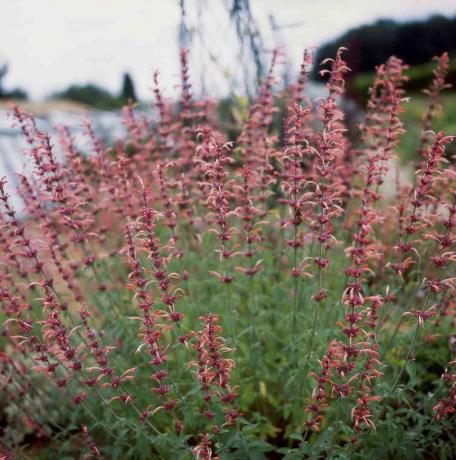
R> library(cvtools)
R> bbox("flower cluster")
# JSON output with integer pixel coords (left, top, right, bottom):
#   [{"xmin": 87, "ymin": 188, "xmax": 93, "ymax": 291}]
[{"xmin": 190, "ymin": 313, "xmax": 239, "ymax": 456}]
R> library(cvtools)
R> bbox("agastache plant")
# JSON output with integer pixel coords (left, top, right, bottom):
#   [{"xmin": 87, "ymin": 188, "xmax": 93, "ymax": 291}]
[{"xmin": 1, "ymin": 47, "xmax": 456, "ymax": 459}]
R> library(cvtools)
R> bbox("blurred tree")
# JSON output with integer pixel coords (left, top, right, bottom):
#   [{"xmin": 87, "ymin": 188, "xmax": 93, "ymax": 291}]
[
  {"xmin": 313, "ymin": 15, "xmax": 456, "ymax": 80},
  {"xmin": 52, "ymin": 83, "xmax": 122, "ymax": 110},
  {"xmin": 0, "ymin": 64, "xmax": 7, "ymax": 97},
  {"xmin": 52, "ymin": 73, "xmax": 139, "ymax": 111},
  {"xmin": 120, "ymin": 72, "xmax": 137, "ymax": 102},
  {"xmin": 0, "ymin": 63, "xmax": 28, "ymax": 100}
]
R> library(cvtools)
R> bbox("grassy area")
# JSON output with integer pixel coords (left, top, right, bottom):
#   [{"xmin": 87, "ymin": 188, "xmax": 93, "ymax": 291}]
[
  {"xmin": 350, "ymin": 59, "xmax": 456, "ymax": 102},
  {"xmin": 397, "ymin": 93, "xmax": 456, "ymax": 164}
]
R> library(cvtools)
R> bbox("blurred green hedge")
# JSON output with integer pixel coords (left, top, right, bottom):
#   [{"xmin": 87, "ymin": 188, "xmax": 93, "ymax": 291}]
[{"xmin": 348, "ymin": 59, "xmax": 456, "ymax": 103}]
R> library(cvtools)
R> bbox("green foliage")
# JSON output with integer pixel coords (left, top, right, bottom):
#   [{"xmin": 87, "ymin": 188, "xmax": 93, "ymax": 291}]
[
  {"xmin": 398, "ymin": 94, "xmax": 456, "ymax": 163},
  {"xmin": 349, "ymin": 61, "xmax": 456, "ymax": 103},
  {"xmin": 2, "ymin": 223, "xmax": 454, "ymax": 458},
  {"xmin": 51, "ymin": 72, "xmax": 138, "ymax": 110},
  {"xmin": 51, "ymin": 83, "xmax": 124, "ymax": 110}
]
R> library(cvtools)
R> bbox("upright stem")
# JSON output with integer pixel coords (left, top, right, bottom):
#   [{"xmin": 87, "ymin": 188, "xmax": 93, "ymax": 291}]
[
  {"xmin": 0, "ymin": 438, "xmax": 33, "ymax": 460},
  {"xmin": 223, "ymin": 255, "xmax": 235, "ymax": 343},
  {"xmin": 303, "ymin": 237, "xmax": 323, "ymax": 371},
  {"xmin": 379, "ymin": 273, "xmax": 435, "ymax": 418},
  {"xmin": 292, "ymin": 243, "xmax": 299, "ymax": 342},
  {"xmin": 328, "ymin": 398, "xmax": 342, "ymax": 458}
]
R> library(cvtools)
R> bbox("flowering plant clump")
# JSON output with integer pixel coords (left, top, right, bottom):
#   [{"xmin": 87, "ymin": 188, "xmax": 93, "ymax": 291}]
[{"xmin": 0, "ymin": 47, "xmax": 455, "ymax": 459}]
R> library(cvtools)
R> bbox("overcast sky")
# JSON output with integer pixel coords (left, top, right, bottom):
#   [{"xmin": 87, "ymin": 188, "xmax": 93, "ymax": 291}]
[{"xmin": 1, "ymin": 0, "xmax": 455, "ymax": 101}]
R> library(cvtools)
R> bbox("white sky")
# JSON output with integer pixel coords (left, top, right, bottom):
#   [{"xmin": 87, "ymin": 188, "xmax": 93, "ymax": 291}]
[{"xmin": 1, "ymin": 0, "xmax": 455, "ymax": 101}]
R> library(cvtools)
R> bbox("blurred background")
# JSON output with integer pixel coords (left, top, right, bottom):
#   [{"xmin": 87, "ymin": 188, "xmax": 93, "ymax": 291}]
[{"xmin": 1, "ymin": 0, "xmax": 456, "ymax": 191}]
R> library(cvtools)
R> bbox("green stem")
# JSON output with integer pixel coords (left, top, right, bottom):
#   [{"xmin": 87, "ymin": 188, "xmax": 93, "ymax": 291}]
[
  {"xmin": 328, "ymin": 398, "xmax": 342, "ymax": 458},
  {"xmin": 380, "ymin": 317, "xmax": 404, "ymax": 361},
  {"xmin": 379, "ymin": 322, "xmax": 420, "ymax": 419}
]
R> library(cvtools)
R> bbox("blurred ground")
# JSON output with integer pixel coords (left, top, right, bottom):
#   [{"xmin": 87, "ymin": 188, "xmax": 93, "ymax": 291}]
[{"xmin": 0, "ymin": 99, "xmax": 90, "ymax": 114}]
